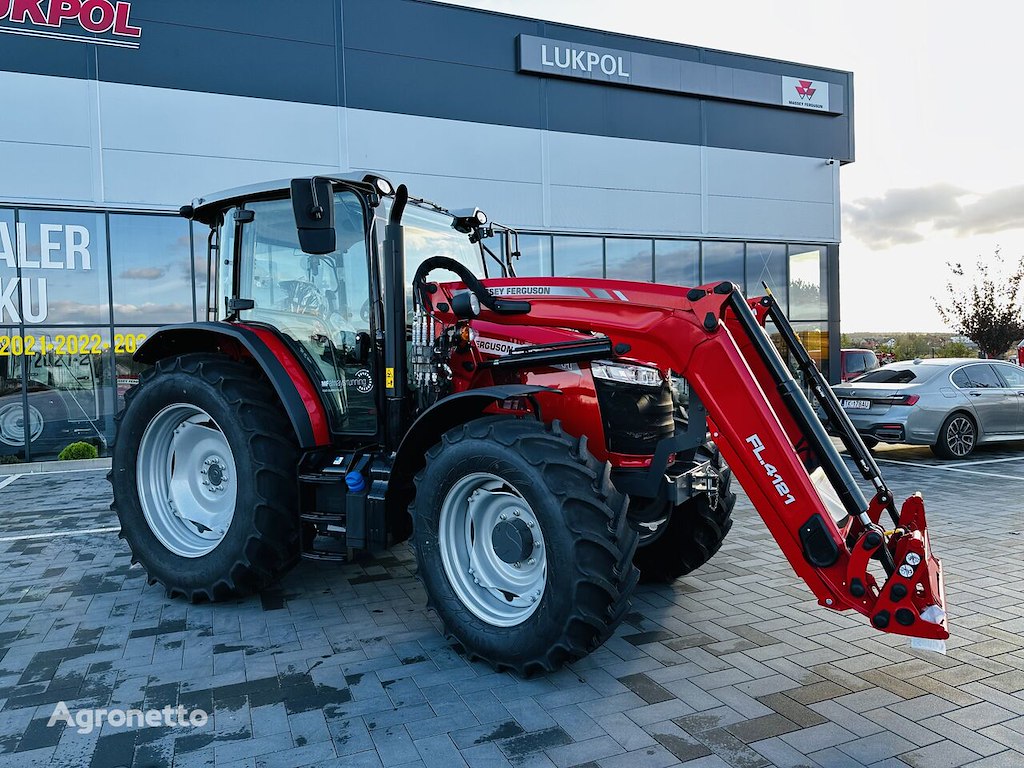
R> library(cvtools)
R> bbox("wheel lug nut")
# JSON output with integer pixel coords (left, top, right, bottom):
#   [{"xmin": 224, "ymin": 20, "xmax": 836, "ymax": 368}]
[
  {"xmin": 528, "ymin": 558, "xmax": 535, "ymax": 565},
  {"xmin": 499, "ymin": 513, "xmax": 506, "ymax": 520},
  {"xmin": 527, "ymin": 521, "xmax": 533, "ymax": 528},
  {"xmin": 513, "ymin": 510, "xmax": 520, "ymax": 517}
]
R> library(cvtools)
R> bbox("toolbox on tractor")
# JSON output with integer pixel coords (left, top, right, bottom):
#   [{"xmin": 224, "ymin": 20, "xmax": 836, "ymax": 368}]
[{"xmin": 108, "ymin": 174, "xmax": 947, "ymax": 674}]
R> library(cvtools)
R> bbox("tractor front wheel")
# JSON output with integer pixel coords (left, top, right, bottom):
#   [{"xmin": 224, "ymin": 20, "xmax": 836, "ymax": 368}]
[
  {"xmin": 110, "ymin": 354, "xmax": 300, "ymax": 602},
  {"xmin": 411, "ymin": 417, "xmax": 639, "ymax": 675}
]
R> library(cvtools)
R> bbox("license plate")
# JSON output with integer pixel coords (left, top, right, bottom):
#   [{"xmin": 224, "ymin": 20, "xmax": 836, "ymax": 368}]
[{"xmin": 841, "ymin": 399, "xmax": 870, "ymax": 410}]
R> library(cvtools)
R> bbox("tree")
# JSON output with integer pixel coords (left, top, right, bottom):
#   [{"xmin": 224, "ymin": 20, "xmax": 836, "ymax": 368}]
[
  {"xmin": 935, "ymin": 249, "xmax": 1024, "ymax": 359},
  {"xmin": 935, "ymin": 340, "xmax": 974, "ymax": 358}
]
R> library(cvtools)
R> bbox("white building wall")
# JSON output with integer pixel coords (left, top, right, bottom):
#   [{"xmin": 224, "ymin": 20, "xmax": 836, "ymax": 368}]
[{"xmin": 0, "ymin": 72, "xmax": 840, "ymax": 243}]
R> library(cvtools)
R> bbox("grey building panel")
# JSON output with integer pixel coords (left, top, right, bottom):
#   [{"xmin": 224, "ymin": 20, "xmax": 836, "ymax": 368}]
[
  {"xmin": 93, "ymin": 20, "xmax": 338, "ymax": 106},
  {"xmin": 0, "ymin": 71, "xmax": 92, "ymax": 147},
  {"xmin": 98, "ymin": 83, "xmax": 341, "ymax": 166},
  {"xmin": 0, "ymin": 142, "xmax": 95, "ymax": 203},
  {"xmin": 346, "ymin": 110, "xmax": 542, "ymax": 184},
  {"xmin": 344, "ymin": 0, "xmax": 534, "ymax": 70},
  {"xmin": 705, "ymin": 149, "xmax": 834, "ymax": 203},
  {"xmin": 349, "ymin": 168, "xmax": 546, "ymax": 227},
  {"xmin": 706, "ymin": 100, "xmax": 852, "ymax": 159},
  {"xmin": 0, "ymin": 0, "xmax": 853, "ymax": 161},
  {"xmin": 132, "ymin": 0, "xmax": 338, "ymax": 45},
  {"xmin": 546, "ymin": 133, "xmax": 701, "ymax": 195},
  {"xmin": 706, "ymin": 196, "xmax": 836, "ymax": 241},
  {"xmin": 549, "ymin": 185, "xmax": 702, "ymax": 235},
  {"xmin": 343, "ymin": 48, "xmax": 543, "ymax": 129},
  {"xmin": 100, "ymin": 150, "xmax": 339, "ymax": 208}
]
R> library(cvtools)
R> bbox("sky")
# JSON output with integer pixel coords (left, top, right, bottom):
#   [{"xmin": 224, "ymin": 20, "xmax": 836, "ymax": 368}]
[{"xmin": 446, "ymin": 0, "xmax": 1024, "ymax": 332}]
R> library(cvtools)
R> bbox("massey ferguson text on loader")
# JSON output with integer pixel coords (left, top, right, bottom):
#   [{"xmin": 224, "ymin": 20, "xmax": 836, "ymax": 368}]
[{"xmin": 109, "ymin": 174, "xmax": 948, "ymax": 675}]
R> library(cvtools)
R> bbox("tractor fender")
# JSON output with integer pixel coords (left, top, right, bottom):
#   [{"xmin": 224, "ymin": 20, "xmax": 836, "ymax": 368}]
[
  {"xmin": 385, "ymin": 385, "xmax": 558, "ymax": 541},
  {"xmin": 134, "ymin": 322, "xmax": 330, "ymax": 448}
]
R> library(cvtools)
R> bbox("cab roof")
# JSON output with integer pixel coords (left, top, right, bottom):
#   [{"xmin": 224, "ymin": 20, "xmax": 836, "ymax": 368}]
[{"xmin": 184, "ymin": 173, "xmax": 380, "ymax": 225}]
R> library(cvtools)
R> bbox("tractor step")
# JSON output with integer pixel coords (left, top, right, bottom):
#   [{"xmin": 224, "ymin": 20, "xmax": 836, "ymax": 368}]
[{"xmin": 299, "ymin": 468, "xmax": 350, "ymax": 562}]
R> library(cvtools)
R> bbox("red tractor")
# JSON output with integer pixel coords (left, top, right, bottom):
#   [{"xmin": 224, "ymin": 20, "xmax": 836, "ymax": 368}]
[{"xmin": 110, "ymin": 175, "xmax": 948, "ymax": 674}]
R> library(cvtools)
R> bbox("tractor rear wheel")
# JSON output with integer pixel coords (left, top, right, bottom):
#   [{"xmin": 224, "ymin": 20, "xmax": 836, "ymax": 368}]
[
  {"xmin": 632, "ymin": 447, "xmax": 736, "ymax": 582},
  {"xmin": 411, "ymin": 417, "xmax": 639, "ymax": 675},
  {"xmin": 110, "ymin": 354, "xmax": 300, "ymax": 602}
]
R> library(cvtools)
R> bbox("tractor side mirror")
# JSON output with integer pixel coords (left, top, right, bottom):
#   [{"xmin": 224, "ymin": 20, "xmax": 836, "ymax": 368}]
[{"xmin": 290, "ymin": 177, "xmax": 336, "ymax": 255}]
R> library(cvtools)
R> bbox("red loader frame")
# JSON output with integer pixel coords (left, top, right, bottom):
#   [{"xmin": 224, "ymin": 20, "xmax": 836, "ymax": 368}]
[{"xmin": 429, "ymin": 275, "xmax": 949, "ymax": 644}]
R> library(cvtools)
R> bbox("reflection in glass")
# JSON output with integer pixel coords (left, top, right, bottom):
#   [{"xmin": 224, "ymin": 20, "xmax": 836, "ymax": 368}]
[
  {"xmin": 110, "ymin": 214, "xmax": 193, "ymax": 324},
  {"xmin": 0, "ymin": 209, "xmax": 19, "ymax": 325},
  {"xmin": 655, "ymin": 240, "xmax": 699, "ymax": 287},
  {"xmin": 746, "ymin": 242, "xmax": 788, "ymax": 309},
  {"xmin": 16, "ymin": 210, "xmax": 108, "ymax": 325},
  {"xmin": 701, "ymin": 242, "xmax": 744, "ymax": 291},
  {"xmin": 514, "ymin": 234, "xmax": 552, "ymax": 277},
  {"xmin": 11, "ymin": 327, "xmax": 114, "ymax": 460},
  {"xmin": 0, "ymin": 321, "xmax": 27, "ymax": 459},
  {"xmin": 553, "ymin": 236, "xmax": 603, "ymax": 278},
  {"xmin": 789, "ymin": 247, "xmax": 827, "ymax": 320},
  {"xmin": 791, "ymin": 321, "xmax": 830, "ymax": 381},
  {"xmin": 605, "ymin": 239, "xmax": 652, "ymax": 282},
  {"xmin": 114, "ymin": 326, "xmax": 158, "ymax": 411}
]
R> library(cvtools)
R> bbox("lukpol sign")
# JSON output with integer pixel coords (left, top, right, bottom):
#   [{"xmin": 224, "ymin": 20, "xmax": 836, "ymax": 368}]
[
  {"xmin": 517, "ymin": 34, "xmax": 840, "ymax": 115},
  {"xmin": 0, "ymin": 0, "xmax": 141, "ymax": 48}
]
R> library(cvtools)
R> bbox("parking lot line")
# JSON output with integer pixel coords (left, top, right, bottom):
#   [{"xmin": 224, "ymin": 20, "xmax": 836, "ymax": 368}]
[
  {"xmin": 875, "ymin": 456, "xmax": 1024, "ymax": 480},
  {"xmin": 955, "ymin": 455, "xmax": 1024, "ymax": 466},
  {"xmin": 0, "ymin": 526, "xmax": 120, "ymax": 543},
  {"xmin": 0, "ymin": 475, "xmax": 21, "ymax": 491}
]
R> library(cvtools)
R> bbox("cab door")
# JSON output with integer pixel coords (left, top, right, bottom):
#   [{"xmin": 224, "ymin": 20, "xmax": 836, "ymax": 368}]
[{"xmin": 222, "ymin": 190, "xmax": 379, "ymax": 437}]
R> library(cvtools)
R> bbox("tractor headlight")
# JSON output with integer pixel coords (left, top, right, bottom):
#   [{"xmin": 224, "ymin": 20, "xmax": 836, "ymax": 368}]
[{"xmin": 590, "ymin": 361, "xmax": 663, "ymax": 388}]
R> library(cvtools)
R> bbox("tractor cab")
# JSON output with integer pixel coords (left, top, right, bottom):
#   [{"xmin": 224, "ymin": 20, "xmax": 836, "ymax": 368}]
[{"xmin": 185, "ymin": 174, "xmax": 506, "ymax": 442}]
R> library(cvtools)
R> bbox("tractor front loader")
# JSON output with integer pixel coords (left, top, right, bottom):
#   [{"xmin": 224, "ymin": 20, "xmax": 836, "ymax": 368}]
[{"xmin": 110, "ymin": 175, "xmax": 948, "ymax": 675}]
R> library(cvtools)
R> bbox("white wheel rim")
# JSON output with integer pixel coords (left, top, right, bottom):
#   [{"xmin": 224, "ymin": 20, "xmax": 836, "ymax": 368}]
[
  {"xmin": 137, "ymin": 404, "xmax": 237, "ymax": 558},
  {"xmin": 0, "ymin": 403, "xmax": 43, "ymax": 446},
  {"xmin": 438, "ymin": 472, "xmax": 547, "ymax": 627}
]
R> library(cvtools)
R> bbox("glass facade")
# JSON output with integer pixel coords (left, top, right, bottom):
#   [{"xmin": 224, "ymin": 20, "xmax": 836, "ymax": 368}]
[
  {"xmin": 0, "ymin": 204, "xmax": 836, "ymax": 463},
  {"xmin": 0, "ymin": 207, "xmax": 192, "ymax": 463},
  {"xmin": 520, "ymin": 233, "xmax": 834, "ymax": 379}
]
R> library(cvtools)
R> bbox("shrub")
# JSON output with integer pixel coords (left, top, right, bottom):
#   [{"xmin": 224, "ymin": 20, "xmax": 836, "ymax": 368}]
[
  {"xmin": 58, "ymin": 442, "xmax": 99, "ymax": 461},
  {"xmin": 0, "ymin": 454, "xmax": 23, "ymax": 465}
]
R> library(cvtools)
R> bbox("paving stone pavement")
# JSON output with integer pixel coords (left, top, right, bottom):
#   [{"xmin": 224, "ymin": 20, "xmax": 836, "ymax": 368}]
[{"xmin": 0, "ymin": 444, "xmax": 1021, "ymax": 768}]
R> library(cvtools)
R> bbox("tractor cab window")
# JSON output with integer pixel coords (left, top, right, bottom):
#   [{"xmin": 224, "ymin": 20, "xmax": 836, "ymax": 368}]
[
  {"xmin": 375, "ymin": 200, "xmax": 486, "ymax": 316},
  {"xmin": 223, "ymin": 191, "xmax": 377, "ymax": 434}
]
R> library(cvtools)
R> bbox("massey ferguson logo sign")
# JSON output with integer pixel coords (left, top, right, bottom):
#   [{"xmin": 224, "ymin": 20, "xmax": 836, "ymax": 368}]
[
  {"xmin": 782, "ymin": 75, "xmax": 829, "ymax": 111},
  {"xmin": 0, "ymin": 0, "xmax": 142, "ymax": 48}
]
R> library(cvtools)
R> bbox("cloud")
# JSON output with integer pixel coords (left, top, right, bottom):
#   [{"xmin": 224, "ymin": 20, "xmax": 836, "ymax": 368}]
[
  {"xmin": 845, "ymin": 183, "xmax": 1024, "ymax": 248},
  {"xmin": 934, "ymin": 185, "xmax": 1024, "ymax": 236},
  {"xmin": 844, "ymin": 184, "xmax": 964, "ymax": 248},
  {"xmin": 119, "ymin": 267, "xmax": 166, "ymax": 280}
]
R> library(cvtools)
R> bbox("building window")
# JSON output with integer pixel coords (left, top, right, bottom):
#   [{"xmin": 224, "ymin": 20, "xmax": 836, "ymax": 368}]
[
  {"xmin": 701, "ymin": 241, "xmax": 744, "ymax": 289},
  {"xmin": 746, "ymin": 242, "xmax": 788, "ymax": 310},
  {"xmin": 110, "ymin": 214, "xmax": 194, "ymax": 324},
  {"xmin": 514, "ymin": 234, "xmax": 552, "ymax": 277},
  {"xmin": 15, "ymin": 210, "xmax": 109, "ymax": 325},
  {"xmin": 789, "ymin": 246, "xmax": 827, "ymax": 320},
  {"xmin": 553, "ymin": 236, "xmax": 603, "ymax": 278},
  {"xmin": 654, "ymin": 240, "xmax": 699, "ymax": 287},
  {"xmin": 605, "ymin": 238, "xmax": 653, "ymax": 281}
]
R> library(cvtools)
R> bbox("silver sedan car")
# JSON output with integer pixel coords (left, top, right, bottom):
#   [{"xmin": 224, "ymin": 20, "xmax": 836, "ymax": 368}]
[{"xmin": 827, "ymin": 358, "xmax": 1024, "ymax": 458}]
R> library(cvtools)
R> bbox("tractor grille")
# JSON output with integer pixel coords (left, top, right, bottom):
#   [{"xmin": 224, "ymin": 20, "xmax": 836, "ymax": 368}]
[{"xmin": 594, "ymin": 379, "xmax": 675, "ymax": 455}]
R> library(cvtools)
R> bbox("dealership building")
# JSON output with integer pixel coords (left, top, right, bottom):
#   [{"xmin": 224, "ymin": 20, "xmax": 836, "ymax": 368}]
[{"xmin": 0, "ymin": 0, "xmax": 854, "ymax": 461}]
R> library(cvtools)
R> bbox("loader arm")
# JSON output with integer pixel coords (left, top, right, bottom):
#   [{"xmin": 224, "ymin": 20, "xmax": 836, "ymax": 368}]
[{"xmin": 428, "ymin": 274, "xmax": 949, "ymax": 643}]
